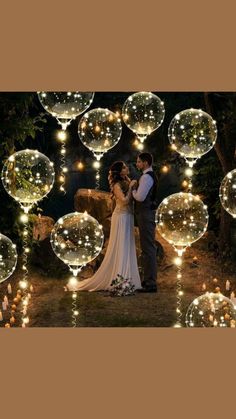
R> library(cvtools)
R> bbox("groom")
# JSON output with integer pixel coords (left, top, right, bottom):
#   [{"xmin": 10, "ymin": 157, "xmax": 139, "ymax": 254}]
[{"xmin": 132, "ymin": 152, "xmax": 158, "ymax": 293}]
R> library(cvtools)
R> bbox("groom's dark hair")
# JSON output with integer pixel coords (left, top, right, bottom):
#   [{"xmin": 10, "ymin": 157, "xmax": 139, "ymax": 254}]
[{"xmin": 138, "ymin": 152, "xmax": 153, "ymax": 166}]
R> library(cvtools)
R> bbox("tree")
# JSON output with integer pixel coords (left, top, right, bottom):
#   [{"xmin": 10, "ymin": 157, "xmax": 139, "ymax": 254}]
[
  {"xmin": 0, "ymin": 93, "xmax": 46, "ymax": 244},
  {"xmin": 204, "ymin": 92, "xmax": 236, "ymax": 254}
]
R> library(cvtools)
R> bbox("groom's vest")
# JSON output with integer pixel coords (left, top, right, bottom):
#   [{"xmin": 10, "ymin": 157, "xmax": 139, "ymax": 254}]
[{"xmin": 135, "ymin": 170, "xmax": 158, "ymax": 213}]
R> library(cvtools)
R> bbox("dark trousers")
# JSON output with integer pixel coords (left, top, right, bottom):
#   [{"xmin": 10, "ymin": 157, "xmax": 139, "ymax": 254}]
[{"xmin": 136, "ymin": 209, "xmax": 157, "ymax": 288}]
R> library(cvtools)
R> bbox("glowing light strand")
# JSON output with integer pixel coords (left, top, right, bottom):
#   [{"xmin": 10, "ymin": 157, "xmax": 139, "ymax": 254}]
[{"xmin": 19, "ymin": 214, "xmax": 31, "ymax": 327}]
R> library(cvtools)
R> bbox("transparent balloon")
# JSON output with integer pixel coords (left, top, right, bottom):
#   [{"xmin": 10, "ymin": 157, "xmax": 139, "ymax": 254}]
[
  {"xmin": 156, "ymin": 192, "xmax": 209, "ymax": 254},
  {"xmin": 50, "ymin": 212, "xmax": 104, "ymax": 276},
  {"xmin": 38, "ymin": 92, "xmax": 94, "ymax": 129},
  {"xmin": 168, "ymin": 109, "xmax": 217, "ymax": 166},
  {"xmin": 1, "ymin": 149, "xmax": 55, "ymax": 213},
  {"xmin": 186, "ymin": 292, "xmax": 236, "ymax": 327},
  {"xmin": 78, "ymin": 108, "xmax": 122, "ymax": 160},
  {"xmin": 122, "ymin": 91, "xmax": 165, "ymax": 143},
  {"xmin": 219, "ymin": 169, "xmax": 236, "ymax": 218},
  {"xmin": 0, "ymin": 233, "xmax": 18, "ymax": 284}
]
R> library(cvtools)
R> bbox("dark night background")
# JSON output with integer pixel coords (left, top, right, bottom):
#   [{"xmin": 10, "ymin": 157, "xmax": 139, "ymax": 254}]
[{"xmin": 0, "ymin": 92, "xmax": 235, "ymax": 256}]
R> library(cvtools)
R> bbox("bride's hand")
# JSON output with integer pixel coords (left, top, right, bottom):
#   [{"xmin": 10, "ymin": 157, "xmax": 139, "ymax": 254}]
[{"xmin": 130, "ymin": 179, "xmax": 137, "ymax": 189}]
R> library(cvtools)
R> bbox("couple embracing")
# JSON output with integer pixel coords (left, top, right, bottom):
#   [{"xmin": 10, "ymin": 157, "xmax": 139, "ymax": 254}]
[{"xmin": 77, "ymin": 152, "xmax": 158, "ymax": 294}]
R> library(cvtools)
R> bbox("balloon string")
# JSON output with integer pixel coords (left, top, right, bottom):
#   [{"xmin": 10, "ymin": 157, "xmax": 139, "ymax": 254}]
[
  {"xmin": 95, "ymin": 166, "xmax": 100, "ymax": 190},
  {"xmin": 20, "ymin": 220, "xmax": 30, "ymax": 327},
  {"xmin": 59, "ymin": 139, "xmax": 67, "ymax": 195},
  {"xmin": 174, "ymin": 258, "xmax": 183, "ymax": 327},
  {"xmin": 176, "ymin": 265, "xmax": 183, "ymax": 327},
  {"xmin": 71, "ymin": 291, "xmax": 78, "ymax": 328}
]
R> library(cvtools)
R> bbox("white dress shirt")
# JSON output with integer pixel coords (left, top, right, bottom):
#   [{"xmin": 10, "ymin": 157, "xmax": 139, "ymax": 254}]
[{"xmin": 132, "ymin": 167, "xmax": 154, "ymax": 202}]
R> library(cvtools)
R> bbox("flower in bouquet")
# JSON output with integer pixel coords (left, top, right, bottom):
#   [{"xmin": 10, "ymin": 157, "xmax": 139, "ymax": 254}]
[{"xmin": 110, "ymin": 274, "xmax": 135, "ymax": 297}]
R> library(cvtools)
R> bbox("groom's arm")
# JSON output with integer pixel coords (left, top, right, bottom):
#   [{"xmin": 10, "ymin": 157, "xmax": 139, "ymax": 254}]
[{"xmin": 132, "ymin": 175, "xmax": 153, "ymax": 202}]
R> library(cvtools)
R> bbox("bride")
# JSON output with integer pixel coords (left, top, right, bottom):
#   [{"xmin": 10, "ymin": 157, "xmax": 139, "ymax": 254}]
[{"xmin": 75, "ymin": 161, "xmax": 141, "ymax": 292}]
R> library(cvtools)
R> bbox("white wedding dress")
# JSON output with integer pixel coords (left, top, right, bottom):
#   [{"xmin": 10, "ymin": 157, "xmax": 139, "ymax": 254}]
[{"xmin": 76, "ymin": 183, "xmax": 141, "ymax": 291}]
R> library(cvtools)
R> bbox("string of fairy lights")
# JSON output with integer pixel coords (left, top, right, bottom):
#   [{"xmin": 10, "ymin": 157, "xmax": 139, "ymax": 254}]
[{"xmin": 0, "ymin": 92, "xmax": 235, "ymax": 327}]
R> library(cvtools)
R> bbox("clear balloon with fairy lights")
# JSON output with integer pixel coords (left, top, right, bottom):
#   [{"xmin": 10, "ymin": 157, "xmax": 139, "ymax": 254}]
[
  {"xmin": 38, "ymin": 92, "xmax": 95, "ymax": 130},
  {"xmin": 78, "ymin": 108, "xmax": 122, "ymax": 189},
  {"xmin": 219, "ymin": 169, "xmax": 236, "ymax": 218},
  {"xmin": 186, "ymin": 292, "xmax": 236, "ymax": 327},
  {"xmin": 78, "ymin": 108, "xmax": 122, "ymax": 160},
  {"xmin": 122, "ymin": 91, "xmax": 165, "ymax": 143},
  {"xmin": 0, "ymin": 233, "xmax": 18, "ymax": 284},
  {"xmin": 156, "ymin": 192, "xmax": 209, "ymax": 256},
  {"xmin": 38, "ymin": 92, "xmax": 94, "ymax": 193},
  {"xmin": 168, "ymin": 108, "xmax": 217, "ymax": 167},
  {"xmin": 50, "ymin": 211, "xmax": 104, "ymax": 277},
  {"xmin": 1, "ymin": 149, "xmax": 55, "ymax": 213}
]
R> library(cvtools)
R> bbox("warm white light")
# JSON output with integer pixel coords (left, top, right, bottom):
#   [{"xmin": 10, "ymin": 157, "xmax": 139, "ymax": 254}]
[
  {"xmin": 185, "ymin": 168, "xmax": 193, "ymax": 177},
  {"xmin": 19, "ymin": 280, "xmax": 28, "ymax": 289},
  {"xmin": 161, "ymin": 165, "xmax": 169, "ymax": 174},
  {"xmin": 174, "ymin": 257, "xmax": 182, "ymax": 266},
  {"xmin": 20, "ymin": 214, "xmax": 29, "ymax": 223},
  {"xmin": 69, "ymin": 277, "xmax": 78, "ymax": 287},
  {"xmin": 137, "ymin": 143, "xmax": 144, "ymax": 151},
  {"xmin": 93, "ymin": 161, "xmax": 101, "ymax": 169},
  {"xmin": 57, "ymin": 131, "xmax": 67, "ymax": 141}
]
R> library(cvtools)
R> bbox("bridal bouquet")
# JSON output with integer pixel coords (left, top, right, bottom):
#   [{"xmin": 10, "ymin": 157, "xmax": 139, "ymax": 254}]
[{"xmin": 110, "ymin": 274, "xmax": 136, "ymax": 297}]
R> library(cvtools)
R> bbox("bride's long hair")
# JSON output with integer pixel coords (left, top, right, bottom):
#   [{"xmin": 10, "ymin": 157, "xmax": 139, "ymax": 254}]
[{"xmin": 108, "ymin": 161, "xmax": 130, "ymax": 197}]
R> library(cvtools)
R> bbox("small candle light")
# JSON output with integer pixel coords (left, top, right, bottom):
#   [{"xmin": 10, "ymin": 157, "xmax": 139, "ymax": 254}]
[
  {"xmin": 4, "ymin": 296, "xmax": 8, "ymax": 306},
  {"xmin": 2, "ymin": 302, "xmax": 7, "ymax": 311},
  {"xmin": 192, "ymin": 256, "xmax": 198, "ymax": 266},
  {"xmin": 0, "ymin": 311, "xmax": 3, "ymax": 321},
  {"xmin": 213, "ymin": 278, "xmax": 218, "ymax": 284},
  {"xmin": 10, "ymin": 316, "xmax": 15, "ymax": 325},
  {"xmin": 215, "ymin": 287, "xmax": 221, "ymax": 293},
  {"xmin": 202, "ymin": 283, "xmax": 206, "ymax": 291},
  {"xmin": 5, "ymin": 323, "xmax": 10, "ymax": 328},
  {"xmin": 30, "ymin": 285, "xmax": 34, "ymax": 292},
  {"xmin": 226, "ymin": 280, "xmax": 231, "ymax": 291},
  {"xmin": 7, "ymin": 284, "xmax": 12, "ymax": 294}
]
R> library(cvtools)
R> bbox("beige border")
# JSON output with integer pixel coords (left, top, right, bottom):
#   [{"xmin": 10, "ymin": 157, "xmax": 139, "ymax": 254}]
[{"xmin": 1, "ymin": 1, "xmax": 235, "ymax": 417}]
